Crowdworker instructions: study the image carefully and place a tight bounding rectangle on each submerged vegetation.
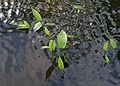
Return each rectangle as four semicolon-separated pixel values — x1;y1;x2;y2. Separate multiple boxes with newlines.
8;2;119;80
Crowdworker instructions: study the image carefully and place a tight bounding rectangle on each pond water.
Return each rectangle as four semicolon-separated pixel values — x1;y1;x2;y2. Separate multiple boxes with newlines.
0;0;120;86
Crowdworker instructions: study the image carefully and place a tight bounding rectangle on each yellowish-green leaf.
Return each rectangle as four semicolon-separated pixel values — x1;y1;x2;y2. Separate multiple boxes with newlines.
41;46;50;49
23;20;30;28
57;30;67;49
77;9;80;13
17;20;30;30
67;35;75;39
33;22;42;32
110;39;117;49
104;55;110;64
49;40;56;51
58;56;64;71
32;7;42;21
17;24;29;30
44;27;50;36
74;5;82;9
103;41;109;51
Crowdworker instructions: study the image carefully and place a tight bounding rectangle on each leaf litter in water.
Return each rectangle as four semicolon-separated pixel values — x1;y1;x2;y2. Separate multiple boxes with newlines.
45;65;55;81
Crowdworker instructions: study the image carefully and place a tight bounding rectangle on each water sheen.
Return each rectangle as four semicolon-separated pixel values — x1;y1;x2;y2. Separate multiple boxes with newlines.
0;0;120;86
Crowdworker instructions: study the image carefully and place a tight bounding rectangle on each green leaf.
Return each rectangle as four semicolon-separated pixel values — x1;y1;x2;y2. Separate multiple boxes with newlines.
67;35;75;39
57;30;67;49
77;9;80;13
17;24;29;30
44;27;50;36
17;20;30;30
32;7;42;21
110;39;117;49
104;55;110;64
103;41;109;51
58;56;64;71
49;40;56;52
33;22;42;32
41;46;50;49
74;5;82;9
23;20;30;28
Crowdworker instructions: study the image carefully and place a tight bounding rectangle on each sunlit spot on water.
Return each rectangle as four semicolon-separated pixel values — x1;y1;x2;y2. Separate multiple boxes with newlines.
8;9;12;18
4;2;8;7
16;9;19;15
0;13;4;18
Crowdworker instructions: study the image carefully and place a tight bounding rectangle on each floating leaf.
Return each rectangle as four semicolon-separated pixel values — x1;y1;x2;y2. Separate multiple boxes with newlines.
23;20;30;27
44;27;50;36
110;39;117;49
49;40;56;52
32;7;42;21
103;41;109;51
58;56;64;71
17;24;29;29
67;35;75;39
41;46;50;49
104;55;110;64
45;65;55;81
17;20;30;30
33;22;42;32
57;30;67;49
74;5;82;9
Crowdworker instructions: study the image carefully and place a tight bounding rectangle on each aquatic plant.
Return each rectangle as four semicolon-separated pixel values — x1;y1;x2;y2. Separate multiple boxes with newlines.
17;7;55;36
17;20;30;30
103;38;117;64
41;30;68;80
74;5;82;13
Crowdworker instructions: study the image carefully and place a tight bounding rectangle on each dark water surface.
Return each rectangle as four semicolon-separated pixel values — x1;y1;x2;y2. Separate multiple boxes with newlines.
0;0;120;86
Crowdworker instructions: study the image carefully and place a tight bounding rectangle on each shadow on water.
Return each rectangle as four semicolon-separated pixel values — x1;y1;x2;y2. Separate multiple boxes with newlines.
0;0;120;86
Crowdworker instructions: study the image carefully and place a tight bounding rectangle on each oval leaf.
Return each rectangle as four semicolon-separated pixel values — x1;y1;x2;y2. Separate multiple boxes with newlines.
57;30;67;49
110;39;117;49
49;40;56;52
41;46;50;49
104;55;110;64
103;41;109;51
44;27;50;36
58;56;64;71
33;22;42;32
32;7;42;21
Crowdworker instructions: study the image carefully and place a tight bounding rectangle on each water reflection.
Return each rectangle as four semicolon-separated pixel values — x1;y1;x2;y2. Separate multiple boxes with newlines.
0;0;120;86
